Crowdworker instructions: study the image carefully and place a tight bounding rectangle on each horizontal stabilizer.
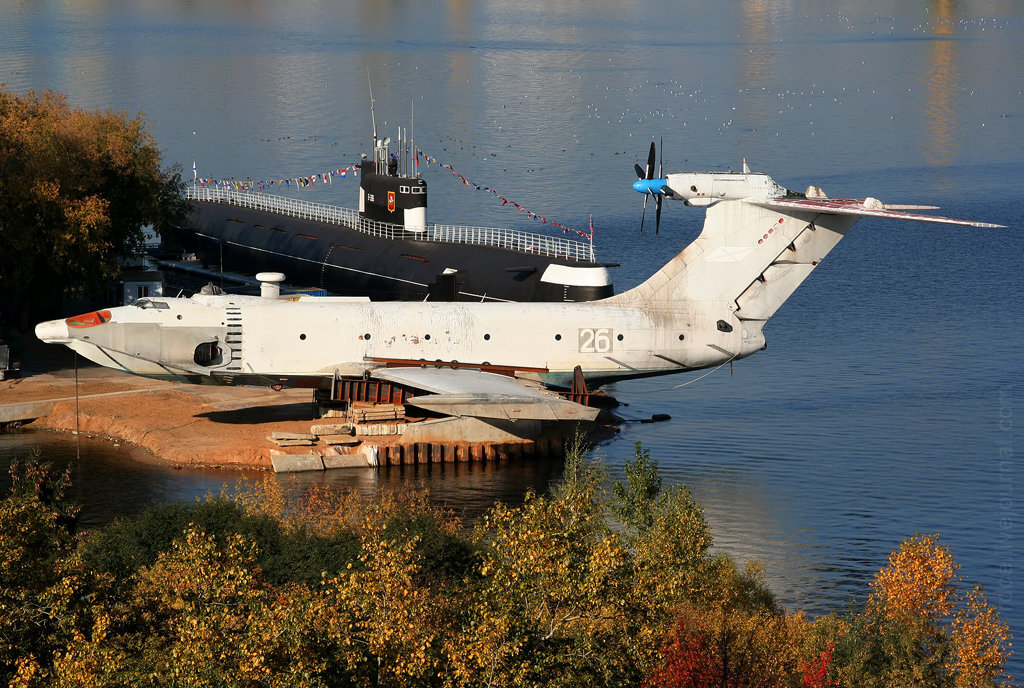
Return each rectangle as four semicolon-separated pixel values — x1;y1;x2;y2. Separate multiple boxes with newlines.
759;198;1004;228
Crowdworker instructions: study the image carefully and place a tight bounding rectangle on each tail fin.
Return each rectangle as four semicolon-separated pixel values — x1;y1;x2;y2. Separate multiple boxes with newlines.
611;199;859;324
611;189;1002;323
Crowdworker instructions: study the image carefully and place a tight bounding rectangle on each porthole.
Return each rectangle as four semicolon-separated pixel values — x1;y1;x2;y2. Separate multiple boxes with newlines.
299;333;306;341
177;314;183;320
678;334;685;341
616;334;624;341
555;334;562;341
364;333;372;340
425;334;431;340
483;333;491;341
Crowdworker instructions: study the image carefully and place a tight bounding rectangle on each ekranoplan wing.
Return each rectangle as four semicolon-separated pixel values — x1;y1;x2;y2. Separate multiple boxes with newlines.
372;367;599;421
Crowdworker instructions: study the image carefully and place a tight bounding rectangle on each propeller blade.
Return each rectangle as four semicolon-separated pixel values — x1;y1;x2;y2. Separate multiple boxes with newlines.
645;141;656;180
634;163;646;180
656;137;664;234
640;193;649;233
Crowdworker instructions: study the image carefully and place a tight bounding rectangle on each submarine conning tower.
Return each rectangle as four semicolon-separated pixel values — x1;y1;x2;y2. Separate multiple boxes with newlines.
358;134;427;231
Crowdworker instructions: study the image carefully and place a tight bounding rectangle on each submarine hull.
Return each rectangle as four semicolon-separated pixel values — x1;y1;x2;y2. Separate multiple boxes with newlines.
178;200;612;302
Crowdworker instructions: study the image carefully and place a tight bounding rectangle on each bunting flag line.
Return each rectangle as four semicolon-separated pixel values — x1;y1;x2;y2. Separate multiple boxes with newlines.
195;150;594;241
417;149;594;241
193;164;360;192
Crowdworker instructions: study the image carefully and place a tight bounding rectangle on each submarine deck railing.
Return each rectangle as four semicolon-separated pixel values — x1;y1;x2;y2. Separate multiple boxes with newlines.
186;187;596;263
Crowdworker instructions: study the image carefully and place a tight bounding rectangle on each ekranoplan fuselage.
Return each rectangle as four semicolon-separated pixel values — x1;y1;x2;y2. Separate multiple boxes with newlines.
37;166;1001;406
35;287;761;390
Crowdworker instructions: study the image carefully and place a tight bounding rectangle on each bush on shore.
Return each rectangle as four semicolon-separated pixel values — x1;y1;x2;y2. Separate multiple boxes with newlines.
0;443;1013;687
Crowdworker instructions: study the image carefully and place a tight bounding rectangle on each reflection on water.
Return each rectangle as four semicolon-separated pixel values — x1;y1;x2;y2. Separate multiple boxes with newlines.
0;430;262;528
733;0;777;139
922;0;961;169
275;454;564;519
0;428;564;529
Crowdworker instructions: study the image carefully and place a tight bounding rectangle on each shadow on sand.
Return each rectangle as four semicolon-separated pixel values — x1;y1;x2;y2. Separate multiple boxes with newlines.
195;402;316;425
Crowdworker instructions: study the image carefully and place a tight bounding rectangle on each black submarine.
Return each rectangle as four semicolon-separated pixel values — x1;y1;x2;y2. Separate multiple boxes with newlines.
171;132;613;302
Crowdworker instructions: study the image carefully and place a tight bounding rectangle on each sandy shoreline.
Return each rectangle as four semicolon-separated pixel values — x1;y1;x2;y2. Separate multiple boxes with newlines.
3;339;588;471
2;349;320;469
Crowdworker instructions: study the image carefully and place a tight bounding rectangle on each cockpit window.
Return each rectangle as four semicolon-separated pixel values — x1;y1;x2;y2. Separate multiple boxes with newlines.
132;298;170;309
66;310;112;328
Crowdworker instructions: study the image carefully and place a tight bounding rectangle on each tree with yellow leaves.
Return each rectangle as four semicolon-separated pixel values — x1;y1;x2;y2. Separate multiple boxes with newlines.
452;485;633;685
315;491;455;687
0;459;101;685
49;525;330;686
837;533;1013;687
0;86;188;323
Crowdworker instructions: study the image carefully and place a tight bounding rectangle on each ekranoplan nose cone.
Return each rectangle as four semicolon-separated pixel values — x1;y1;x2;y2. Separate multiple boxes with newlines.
35;318;70;343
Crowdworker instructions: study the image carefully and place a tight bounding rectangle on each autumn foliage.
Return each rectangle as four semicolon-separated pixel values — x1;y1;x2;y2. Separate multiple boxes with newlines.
0;445;1013;687
0;85;187;321
835;533;1014;688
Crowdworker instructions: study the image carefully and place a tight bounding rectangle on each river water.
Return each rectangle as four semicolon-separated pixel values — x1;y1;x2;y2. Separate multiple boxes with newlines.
1;0;1021;665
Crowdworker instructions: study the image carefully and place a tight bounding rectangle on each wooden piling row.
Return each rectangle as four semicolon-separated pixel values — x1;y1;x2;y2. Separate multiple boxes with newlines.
371;435;566;467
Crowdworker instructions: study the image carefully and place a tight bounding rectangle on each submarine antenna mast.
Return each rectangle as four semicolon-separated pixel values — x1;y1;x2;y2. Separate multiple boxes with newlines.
367;69;377;147
411;99;417;178
368;69;386;174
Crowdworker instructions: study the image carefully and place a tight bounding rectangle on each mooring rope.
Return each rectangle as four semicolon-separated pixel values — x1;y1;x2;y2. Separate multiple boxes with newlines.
641;352;740;393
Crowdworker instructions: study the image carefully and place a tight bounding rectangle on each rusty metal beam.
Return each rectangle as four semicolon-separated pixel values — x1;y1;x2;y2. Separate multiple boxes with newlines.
366;356;548;377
